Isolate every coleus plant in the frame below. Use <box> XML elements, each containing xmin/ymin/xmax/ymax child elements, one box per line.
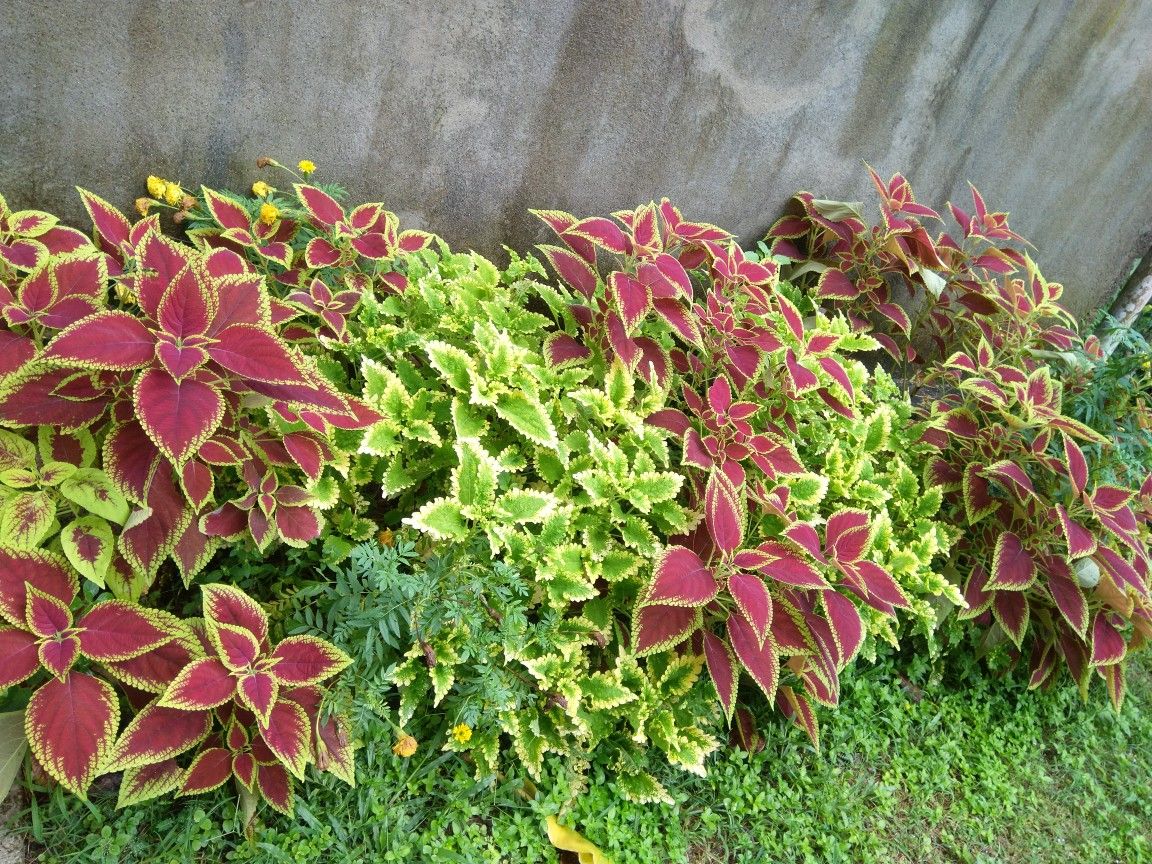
<box><xmin>0</xmin><ymin>547</ymin><xmax>178</xmax><ymax>797</ymax></box>
<box><xmin>0</xmin><ymin>189</ymin><xmax>380</xmax><ymax>594</ymax></box>
<box><xmin>532</xmin><ymin>201</ymin><xmax>938</xmax><ymax>747</ymax></box>
<box><xmin>775</xmin><ymin>169</ymin><xmax>1152</xmax><ymax>706</ymax></box>
<box><xmin>106</xmin><ymin>583</ymin><xmax>353</xmax><ymax>814</ymax></box>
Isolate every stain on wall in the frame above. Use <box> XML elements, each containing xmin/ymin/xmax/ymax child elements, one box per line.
<box><xmin>3</xmin><ymin>0</ymin><xmax>1150</xmax><ymax>319</ymax></box>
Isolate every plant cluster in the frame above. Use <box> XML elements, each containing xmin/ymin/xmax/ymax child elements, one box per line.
<box><xmin>770</xmin><ymin>169</ymin><xmax>1152</xmax><ymax>707</ymax></box>
<box><xmin>0</xmin><ymin>160</ymin><xmax>1146</xmax><ymax>838</ymax></box>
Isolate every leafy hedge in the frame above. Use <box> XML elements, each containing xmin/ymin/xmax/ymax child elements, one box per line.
<box><xmin>0</xmin><ymin>161</ymin><xmax>1148</xmax><ymax>832</ymax></box>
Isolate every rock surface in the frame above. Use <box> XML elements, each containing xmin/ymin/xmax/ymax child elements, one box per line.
<box><xmin>2</xmin><ymin>0</ymin><xmax>1151</xmax><ymax>319</ymax></box>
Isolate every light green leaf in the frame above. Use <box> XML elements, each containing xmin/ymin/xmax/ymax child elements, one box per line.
<box><xmin>0</xmin><ymin>491</ymin><xmax>55</xmax><ymax>549</ymax></box>
<box><xmin>405</xmin><ymin>498</ymin><xmax>468</xmax><ymax>540</ymax></box>
<box><xmin>495</xmin><ymin>393</ymin><xmax>557</xmax><ymax>448</ymax></box>
<box><xmin>59</xmin><ymin>468</ymin><xmax>130</xmax><ymax>525</ymax></box>
<box><xmin>0</xmin><ymin>430</ymin><xmax>35</xmax><ymax>473</ymax></box>
<box><xmin>496</xmin><ymin>490</ymin><xmax>557</xmax><ymax>524</ymax></box>
<box><xmin>425</xmin><ymin>341</ymin><xmax>477</xmax><ymax>392</ymax></box>
<box><xmin>454</xmin><ymin>439</ymin><xmax>500</xmax><ymax>510</ymax></box>
<box><xmin>61</xmin><ymin>514</ymin><xmax>114</xmax><ymax>587</ymax></box>
<box><xmin>0</xmin><ymin>711</ymin><xmax>27</xmax><ymax>802</ymax></box>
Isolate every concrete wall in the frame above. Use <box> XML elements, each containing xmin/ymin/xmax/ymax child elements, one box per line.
<box><xmin>3</xmin><ymin>0</ymin><xmax>1151</xmax><ymax>320</ymax></box>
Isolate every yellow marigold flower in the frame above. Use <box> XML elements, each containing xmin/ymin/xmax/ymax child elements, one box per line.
<box><xmin>451</xmin><ymin>724</ymin><xmax>472</xmax><ymax>745</ymax></box>
<box><xmin>162</xmin><ymin>182</ymin><xmax>183</xmax><ymax>206</ymax></box>
<box><xmin>252</xmin><ymin>180</ymin><xmax>274</xmax><ymax>198</ymax></box>
<box><xmin>259</xmin><ymin>202</ymin><xmax>280</xmax><ymax>225</ymax></box>
<box><xmin>134</xmin><ymin>197</ymin><xmax>154</xmax><ymax>216</ymax></box>
<box><xmin>377</xmin><ymin>528</ymin><xmax>395</xmax><ymax>547</ymax></box>
<box><xmin>392</xmin><ymin>735</ymin><xmax>418</xmax><ymax>758</ymax></box>
<box><xmin>298</xmin><ymin>159</ymin><xmax>316</xmax><ymax>176</ymax></box>
<box><xmin>146</xmin><ymin>175</ymin><xmax>167</xmax><ymax>199</ymax></box>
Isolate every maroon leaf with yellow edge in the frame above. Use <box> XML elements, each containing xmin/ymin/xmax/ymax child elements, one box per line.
<box><xmin>988</xmin><ymin>531</ymin><xmax>1036</xmax><ymax>591</ymax></box>
<box><xmin>727</xmin><ymin>613</ymin><xmax>779</xmax><ymax>702</ymax></box>
<box><xmin>133</xmin><ymin>369</ymin><xmax>225</xmax><ymax>466</ymax></box>
<box><xmin>210</xmin><ymin>622</ymin><xmax>262</xmax><ymax>672</ymax></box>
<box><xmin>632</xmin><ymin>603</ymin><xmax>700</xmax><ymax>654</ymax></box>
<box><xmin>645</xmin><ymin>546</ymin><xmax>717</xmax><ymax>608</ymax></box>
<box><xmin>258</xmin><ymin>700</ymin><xmax>310</xmax><ymax>780</ymax></box>
<box><xmin>179</xmin><ymin>747</ymin><xmax>233</xmax><ymax>796</ymax></box>
<box><xmin>704</xmin><ymin>470</ymin><xmax>744</xmax><ymax>556</ymax></box>
<box><xmin>75</xmin><ymin>601</ymin><xmax>174</xmax><ymax>662</ymax></box>
<box><xmin>727</xmin><ymin>571</ymin><xmax>773</xmax><ymax>646</ymax></box>
<box><xmin>238</xmin><ymin>673</ymin><xmax>279</xmax><ymax>725</ymax></box>
<box><xmin>39</xmin><ymin>637</ymin><xmax>81</xmax><ymax>679</ymax></box>
<box><xmin>257</xmin><ymin>762</ymin><xmax>294</xmax><ymax>815</ymax></box>
<box><xmin>821</xmin><ymin>591</ymin><xmax>864</xmax><ymax>670</ymax></box>
<box><xmin>992</xmin><ymin>591</ymin><xmax>1029</xmax><ymax>648</ymax></box>
<box><xmin>25</xmin><ymin>672</ymin><xmax>119</xmax><ymax>798</ymax></box>
<box><xmin>267</xmin><ymin>635</ymin><xmax>352</xmax><ymax>687</ymax></box>
<box><xmin>158</xmin><ymin>657</ymin><xmax>236</xmax><ymax>711</ymax></box>
<box><xmin>202</xmin><ymin>583</ymin><xmax>268</xmax><ymax>646</ymax></box>
<box><xmin>1046</xmin><ymin>557</ymin><xmax>1089</xmax><ymax>638</ymax></box>
<box><xmin>25</xmin><ymin>585</ymin><xmax>72</xmax><ymax>638</ymax></box>
<box><xmin>702</xmin><ymin>631</ymin><xmax>737</xmax><ymax>722</ymax></box>
<box><xmin>777</xmin><ymin>684</ymin><xmax>820</xmax><ymax>751</ymax></box>
<box><xmin>107</xmin><ymin>701</ymin><xmax>212</xmax><ymax>771</ymax></box>
<box><xmin>42</xmin><ymin>311</ymin><xmax>155</xmax><ymax>370</ymax></box>
<box><xmin>0</xmin><ymin>549</ymin><xmax>77</xmax><ymax>626</ymax></box>
<box><xmin>116</xmin><ymin>759</ymin><xmax>184</xmax><ymax>808</ymax></box>
<box><xmin>0</xmin><ymin>628</ymin><xmax>39</xmax><ymax>687</ymax></box>
<box><xmin>1090</xmin><ymin>612</ymin><xmax>1126</xmax><ymax>667</ymax></box>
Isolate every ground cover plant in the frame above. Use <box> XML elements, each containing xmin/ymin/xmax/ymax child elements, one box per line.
<box><xmin>0</xmin><ymin>160</ymin><xmax>1149</xmax><ymax>859</ymax></box>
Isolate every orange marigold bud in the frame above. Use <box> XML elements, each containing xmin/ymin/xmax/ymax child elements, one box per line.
<box><xmin>134</xmin><ymin>197</ymin><xmax>154</xmax><ymax>216</ymax></box>
<box><xmin>181</xmin><ymin>195</ymin><xmax>196</xmax><ymax>211</ymax></box>
<box><xmin>392</xmin><ymin>735</ymin><xmax>418</xmax><ymax>758</ymax></box>
<box><xmin>377</xmin><ymin>528</ymin><xmax>395</xmax><ymax>547</ymax></box>
<box><xmin>256</xmin><ymin>156</ymin><xmax>274</xmax><ymax>169</ymax></box>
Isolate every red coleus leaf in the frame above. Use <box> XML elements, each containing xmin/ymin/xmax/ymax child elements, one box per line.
<box><xmin>232</xmin><ymin>751</ymin><xmax>258</xmax><ymax>791</ymax></box>
<box><xmin>988</xmin><ymin>531</ymin><xmax>1036</xmax><ymax>591</ymax></box>
<box><xmin>295</xmin><ymin>185</ymin><xmax>345</xmax><ymax>227</ymax></box>
<box><xmin>1056</xmin><ymin>505</ymin><xmax>1097</xmax><ymax>558</ymax></box>
<box><xmin>257</xmin><ymin>762</ymin><xmax>295</xmax><ymax>815</ymax></box>
<box><xmin>701</xmin><ymin>631</ymin><xmax>737</xmax><ymax>722</ymax></box>
<box><xmin>0</xmin><ymin>628</ymin><xmax>40</xmax><ymax>687</ymax></box>
<box><xmin>76</xmin><ymin>188</ymin><xmax>131</xmax><ymax>253</ymax></box>
<box><xmin>1090</xmin><ymin>612</ymin><xmax>1126</xmax><ymax>667</ymax></box>
<box><xmin>632</xmin><ymin>603</ymin><xmax>700</xmax><ymax>654</ymax></box>
<box><xmin>852</xmin><ymin>560</ymin><xmax>910</xmax><ymax>610</ymax></box>
<box><xmin>102</xmin><ymin>628</ymin><xmax>199</xmax><ymax>693</ymax></box>
<box><xmin>568</xmin><ymin>216</ymin><xmax>629</xmax><ymax>254</ymax></box>
<box><xmin>158</xmin><ymin>657</ymin><xmax>236</xmax><ymax>711</ymax></box>
<box><xmin>782</xmin><ymin>523</ymin><xmax>828</xmax><ymax>564</ymax></box>
<box><xmin>778</xmin><ymin>685</ymin><xmax>820</xmax><ymax>750</ymax></box>
<box><xmin>1063</xmin><ymin>435</ymin><xmax>1088</xmax><ymax>496</ymax></box>
<box><xmin>133</xmin><ymin>369</ymin><xmax>225</xmax><ymax>465</ymax></box>
<box><xmin>107</xmin><ymin>700</ymin><xmax>212</xmax><ymax>771</ymax></box>
<box><xmin>822</xmin><ymin>591</ymin><xmax>864</xmax><ymax>670</ymax></box>
<box><xmin>314</xmin><ymin>713</ymin><xmax>355</xmax><ymax>785</ymax></box>
<box><xmin>540</xmin><ymin>245</ymin><xmax>597</xmax><ymax>298</ymax></box>
<box><xmin>42</xmin><ymin>310</ymin><xmax>155</xmax><ymax>370</ymax></box>
<box><xmin>258</xmin><ymin>699</ymin><xmax>310</xmax><ymax>780</ymax></box>
<box><xmin>646</xmin><ymin>546</ymin><xmax>718</xmax><ymax>607</ymax></box>
<box><xmin>179</xmin><ymin>746</ymin><xmax>234</xmax><ymax>796</ymax></box>
<box><xmin>207</xmin><ymin>323</ymin><xmax>308</xmax><ymax>385</ymax></box>
<box><xmin>25</xmin><ymin>671</ymin><xmax>119</xmax><ymax>798</ymax></box>
<box><xmin>1046</xmin><ymin>557</ymin><xmax>1089</xmax><ymax>639</ymax></box>
<box><xmin>727</xmin><ymin>571</ymin><xmax>773</xmax><ymax>646</ymax></box>
<box><xmin>727</xmin><ymin>613</ymin><xmax>779</xmax><ymax>702</ymax></box>
<box><xmin>201</xmin><ymin>583</ymin><xmax>269</xmax><ymax>645</ymax></box>
<box><xmin>118</xmin><ymin>463</ymin><xmax>191</xmax><ymax>578</ymax></box>
<box><xmin>992</xmin><ymin>591</ymin><xmax>1029</xmax><ymax>648</ymax></box>
<box><xmin>238</xmin><ymin>672</ymin><xmax>279</xmax><ymax>726</ymax></box>
<box><xmin>268</xmin><ymin>635</ymin><xmax>352</xmax><ymax>687</ymax></box>
<box><xmin>275</xmin><ymin>503</ymin><xmax>322</xmax><ymax>546</ymax></box>
<box><xmin>116</xmin><ymin>759</ymin><xmax>184</xmax><ymax>808</ymax></box>
<box><xmin>25</xmin><ymin>584</ymin><xmax>73</xmax><ymax>637</ymax></box>
<box><xmin>734</xmin><ymin>542</ymin><xmax>830</xmax><ymax>589</ymax></box>
<box><xmin>0</xmin><ymin>549</ymin><xmax>77</xmax><ymax>627</ymax></box>
<box><xmin>704</xmin><ymin>470</ymin><xmax>744</xmax><ymax>556</ymax></box>
<box><xmin>39</xmin><ymin>635</ymin><xmax>82</xmax><ymax>679</ymax></box>
<box><xmin>543</xmin><ymin>332</ymin><xmax>592</xmax><ymax>367</ymax></box>
<box><xmin>76</xmin><ymin>601</ymin><xmax>174</xmax><ymax>661</ymax></box>
<box><xmin>825</xmin><ymin>509</ymin><xmax>870</xmax><ymax>564</ymax></box>
<box><xmin>211</xmin><ymin>622</ymin><xmax>263</xmax><ymax>672</ymax></box>
<box><xmin>816</xmin><ymin>268</ymin><xmax>859</xmax><ymax>300</ymax></box>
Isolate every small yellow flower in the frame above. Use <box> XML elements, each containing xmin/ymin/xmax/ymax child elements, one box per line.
<box><xmin>298</xmin><ymin>159</ymin><xmax>316</xmax><ymax>176</ymax></box>
<box><xmin>162</xmin><ymin>182</ymin><xmax>183</xmax><ymax>206</ymax></box>
<box><xmin>451</xmin><ymin>723</ymin><xmax>472</xmax><ymax>745</ymax></box>
<box><xmin>377</xmin><ymin>528</ymin><xmax>395</xmax><ymax>547</ymax></box>
<box><xmin>392</xmin><ymin>735</ymin><xmax>418</xmax><ymax>758</ymax></box>
<box><xmin>146</xmin><ymin>175</ymin><xmax>167</xmax><ymax>199</ymax></box>
<box><xmin>259</xmin><ymin>202</ymin><xmax>280</xmax><ymax>226</ymax></box>
<box><xmin>134</xmin><ymin>197</ymin><xmax>154</xmax><ymax>217</ymax></box>
<box><xmin>252</xmin><ymin>180</ymin><xmax>274</xmax><ymax>198</ymax></box>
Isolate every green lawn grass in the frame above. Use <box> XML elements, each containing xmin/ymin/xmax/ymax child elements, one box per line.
<box><xmin>15</xmin><ymin>649</ymin><xmax>1152</xmax><ymax>864</ymax></box>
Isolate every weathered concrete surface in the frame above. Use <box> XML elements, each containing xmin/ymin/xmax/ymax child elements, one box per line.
<box><xmin>2</xmin><ymin>0</ymin><xmax>1151</xmax><ymax>320</ymax></box>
